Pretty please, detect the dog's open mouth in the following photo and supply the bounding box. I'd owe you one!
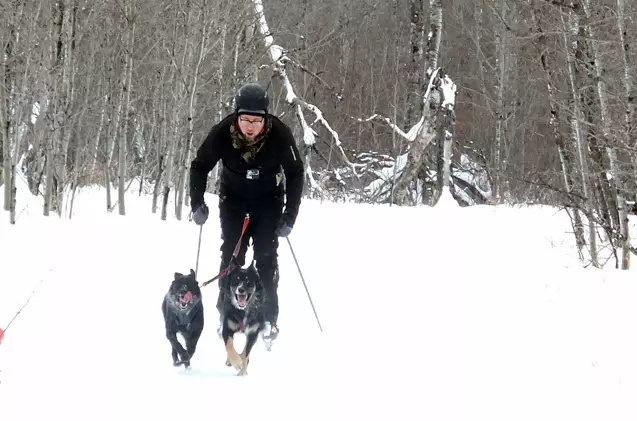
[179,291,193,309]
[235,292,249,309]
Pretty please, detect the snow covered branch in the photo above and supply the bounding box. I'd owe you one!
[251,0,359,181]
[353,114,412,142]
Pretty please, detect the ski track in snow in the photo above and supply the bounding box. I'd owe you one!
[1,187,636,420]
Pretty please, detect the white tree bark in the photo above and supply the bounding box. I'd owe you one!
[161,51,180,221]
[105,77,124,212]
[581,0,628,269]
[2,8,18,213]
[118,2,135,216]
[561,5,598,267]
[493,0,507,204]
[531,2,586,257]
[439,76,455,192]
[43,1,71,217]
[9,53,31,224]
[55,0,76,215]
[152,68,167,214]
[90,92,107,178]
[392,0,443,205]
[251,0,358,193]
[615,0,633,269]
[405,0,424,129]
[176,6,208,220]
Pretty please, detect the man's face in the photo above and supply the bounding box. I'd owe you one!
[238,115,265,140]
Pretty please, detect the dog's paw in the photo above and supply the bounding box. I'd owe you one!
[236,354,250,376]
[225,358,232,367]
[179,351,191,364]
[237,363,248,376]
[173,360,181,367]
[227,352,244,371]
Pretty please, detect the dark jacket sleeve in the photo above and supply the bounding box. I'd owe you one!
[189,122,224,209]
[277,121,305,227]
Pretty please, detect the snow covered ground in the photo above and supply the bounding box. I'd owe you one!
[1,182,636,421]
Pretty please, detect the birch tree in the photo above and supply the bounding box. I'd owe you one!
[392,0,446,205]
[117,0,136,216]
[492,0,508,204]
[1,1,22,215]
[560,3,599,267]
[1,0,635,270]
[614,0,633,269]
[530,1,586,258]
[250,0,358,197]
[174,2,210,221]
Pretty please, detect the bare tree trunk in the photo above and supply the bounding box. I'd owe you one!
[615,0,633,269]
[393,0,443,205]
[118,2,135,216]
[24,86,49,196]
[561,5,598,267]
[55,0,76,215]
[493,0,508,204]
[1,10,17,213]
[137,118,149,196]
[439,76,455,194]
[152,88,166,214]
[90,91,107,179]
[161,51,179,221]
[405,0,424,130]
[531,2,586,257]
[580,1,621,245]
[43,141,54,216]
[106,77,124,212]
[44,7,63,217]
[10,54,31,224]
[252,0,356,193]
[176,6,208,220]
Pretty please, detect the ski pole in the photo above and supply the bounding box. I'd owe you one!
[1,278,44,344]
[285,237,323,332]
[195,224,203,279]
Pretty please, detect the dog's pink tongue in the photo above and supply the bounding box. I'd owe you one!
[238,295,247,306]
[181,291,193,304]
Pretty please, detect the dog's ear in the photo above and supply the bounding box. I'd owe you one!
[174,272,183,280]
[189,268,196,278]
[248,260,258,276]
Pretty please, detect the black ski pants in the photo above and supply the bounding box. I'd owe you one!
[216,193,282,324]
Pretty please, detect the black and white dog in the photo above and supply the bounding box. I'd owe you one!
[219,261,265,376]
[161,269,204,370]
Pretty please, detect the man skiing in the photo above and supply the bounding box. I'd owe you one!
[189,82,304,345]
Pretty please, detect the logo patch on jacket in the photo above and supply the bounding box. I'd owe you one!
[246,169,260,180]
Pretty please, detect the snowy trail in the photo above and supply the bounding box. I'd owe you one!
[2,190,637,420]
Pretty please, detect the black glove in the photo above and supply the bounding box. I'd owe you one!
[192,202,209,226]
[275,214,293,237]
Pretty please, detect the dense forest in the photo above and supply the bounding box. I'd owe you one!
[1,0,635,268]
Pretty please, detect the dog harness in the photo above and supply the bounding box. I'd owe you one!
[200,215,250,287]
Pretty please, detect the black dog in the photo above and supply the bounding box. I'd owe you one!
[162,269,204,370]
[220,261,265,376]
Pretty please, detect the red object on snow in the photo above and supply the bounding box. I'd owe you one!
[0,328,4,345]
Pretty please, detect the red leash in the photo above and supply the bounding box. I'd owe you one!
[201,214,250,287]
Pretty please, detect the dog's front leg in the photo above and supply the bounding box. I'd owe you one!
[166,330,189,366]
[222,321,243,371]
[238,331,259,376]
[184,330,202,369]
[224,336,244,371]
